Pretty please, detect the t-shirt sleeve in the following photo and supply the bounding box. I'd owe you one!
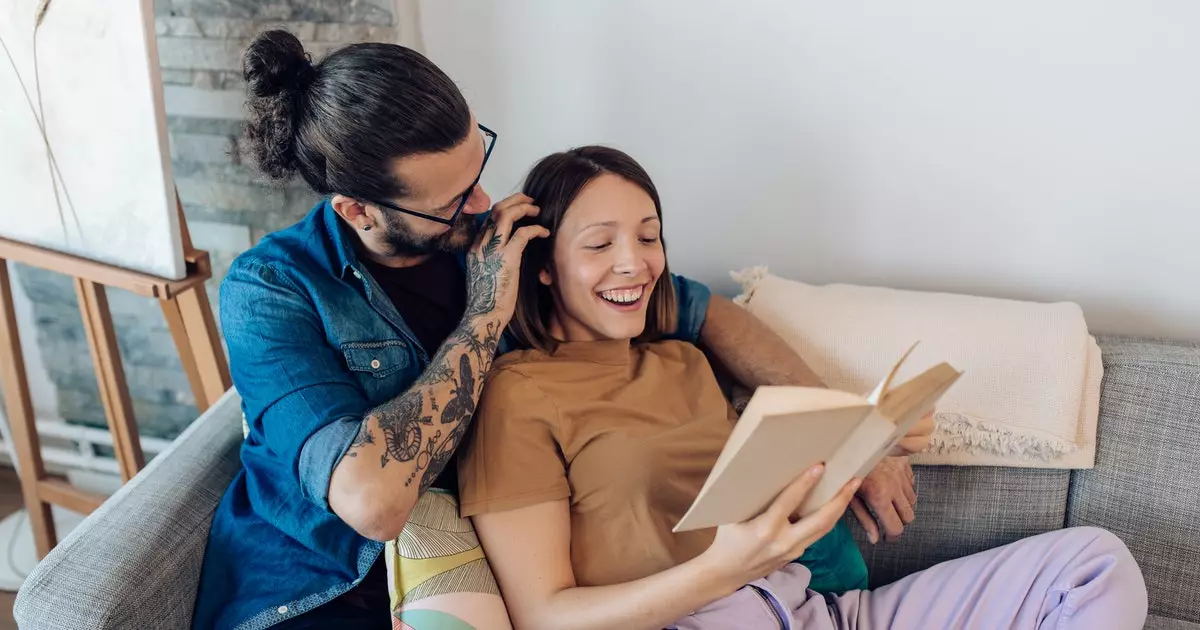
[667,273,712,344]
[458,367,570,517]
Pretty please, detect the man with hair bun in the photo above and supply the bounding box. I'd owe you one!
[194,30,917,629]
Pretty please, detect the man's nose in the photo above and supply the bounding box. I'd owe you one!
[461,184,491,215]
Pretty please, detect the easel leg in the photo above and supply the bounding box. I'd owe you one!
[75,279,144,482]
[0,262,56,557]
[163,284,230,413]
[161,297,206,413]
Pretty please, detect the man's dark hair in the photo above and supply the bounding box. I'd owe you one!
[240,30,471,201]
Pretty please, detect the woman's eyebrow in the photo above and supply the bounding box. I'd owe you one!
[580,216,660,230]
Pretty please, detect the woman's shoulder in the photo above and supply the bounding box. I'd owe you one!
[492,347,553,374]
[639,338,708,363]
[483,349,559,400]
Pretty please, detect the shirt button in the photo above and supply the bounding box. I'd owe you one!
[352,270,362,279]
[277,605,288,614]
[370,359,381,369]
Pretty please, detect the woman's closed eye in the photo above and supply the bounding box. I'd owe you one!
[584,235,658,250]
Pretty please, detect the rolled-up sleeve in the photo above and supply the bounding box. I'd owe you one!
[220,260,369,511]
[668,273,712,343]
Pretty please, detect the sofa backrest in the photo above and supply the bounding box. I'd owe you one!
[1068,337,1200,624]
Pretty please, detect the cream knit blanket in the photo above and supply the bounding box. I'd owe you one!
[733,268,1100,469]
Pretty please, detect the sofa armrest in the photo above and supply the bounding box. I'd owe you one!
[1069,337,1200,624]
[14,389,244,630]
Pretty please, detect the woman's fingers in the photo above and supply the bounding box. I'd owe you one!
[789,478,860,552]
[763,464,825,523]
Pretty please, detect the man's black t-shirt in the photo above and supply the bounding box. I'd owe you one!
[361,254,466,358]
[322,254,468,621]
[360,253,466,493]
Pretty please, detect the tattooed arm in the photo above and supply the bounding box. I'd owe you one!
[328,195,549,542]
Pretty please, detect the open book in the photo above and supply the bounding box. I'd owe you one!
[675,344,962,532]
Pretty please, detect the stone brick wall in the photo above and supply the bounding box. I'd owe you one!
[14,0,397,439]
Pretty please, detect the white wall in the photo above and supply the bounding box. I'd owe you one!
[418,0,1200,340]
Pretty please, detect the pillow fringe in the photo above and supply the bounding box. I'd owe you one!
[731,265,770,306]
[926,412,1079,461]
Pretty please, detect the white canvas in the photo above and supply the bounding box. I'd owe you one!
[0,0,184,279]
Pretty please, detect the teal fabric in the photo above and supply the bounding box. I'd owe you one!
[797,520,868,593]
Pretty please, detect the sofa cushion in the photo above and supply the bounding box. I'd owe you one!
[1068,337,1200,624]
[851,465,1069,588]
[1145,615,1200,630]
[14,389,244,630]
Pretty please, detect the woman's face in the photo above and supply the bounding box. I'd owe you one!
[543,174,666,343]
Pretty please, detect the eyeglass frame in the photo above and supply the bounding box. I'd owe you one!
[364,123,497,226]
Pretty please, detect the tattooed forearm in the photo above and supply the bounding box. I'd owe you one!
[338,211,512,499]
[343,314,498,495]
[405,353,481,490]
[345,423,376,457]
[376,391,431,467]
[455,319,501,365]
[465,227,503,317]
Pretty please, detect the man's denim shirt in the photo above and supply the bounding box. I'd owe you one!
[192,201,712,629]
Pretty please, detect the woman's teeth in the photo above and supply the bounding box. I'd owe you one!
[599,287,644,305]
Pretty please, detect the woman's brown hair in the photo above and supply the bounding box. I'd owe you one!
[508,146,678,352]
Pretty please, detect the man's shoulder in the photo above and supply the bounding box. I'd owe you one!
[224,203,334,288]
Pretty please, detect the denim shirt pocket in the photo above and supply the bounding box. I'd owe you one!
[341,340,414,401]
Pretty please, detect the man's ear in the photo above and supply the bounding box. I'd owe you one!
[331,194,368,225]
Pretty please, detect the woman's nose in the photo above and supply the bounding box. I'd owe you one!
[612,242,647,276]
[461,184,491,215]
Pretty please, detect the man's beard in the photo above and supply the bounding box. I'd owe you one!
[379,211,480,258]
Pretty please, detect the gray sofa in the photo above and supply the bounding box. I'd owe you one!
[14,336,1200,629]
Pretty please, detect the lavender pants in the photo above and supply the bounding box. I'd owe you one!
[672,527,1147,629]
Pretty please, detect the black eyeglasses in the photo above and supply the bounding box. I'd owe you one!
[366,124,497,226]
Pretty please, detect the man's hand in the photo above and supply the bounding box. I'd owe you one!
[850,409,933,542]
[848,456,917,544]
[889,410,935,456]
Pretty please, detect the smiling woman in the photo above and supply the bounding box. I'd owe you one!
[506,146,678,352]
[455,145,1148,630]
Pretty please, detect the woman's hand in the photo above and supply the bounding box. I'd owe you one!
[465,193,550,322]
[701,464,860,589]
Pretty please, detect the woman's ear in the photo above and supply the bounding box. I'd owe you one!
[538,268,553,286]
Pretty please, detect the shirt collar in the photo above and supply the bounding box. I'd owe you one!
[322,199,361,279]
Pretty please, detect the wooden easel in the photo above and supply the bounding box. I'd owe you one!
[0,195,230,558]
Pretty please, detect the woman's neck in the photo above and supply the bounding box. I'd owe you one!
[547,313,633,347]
